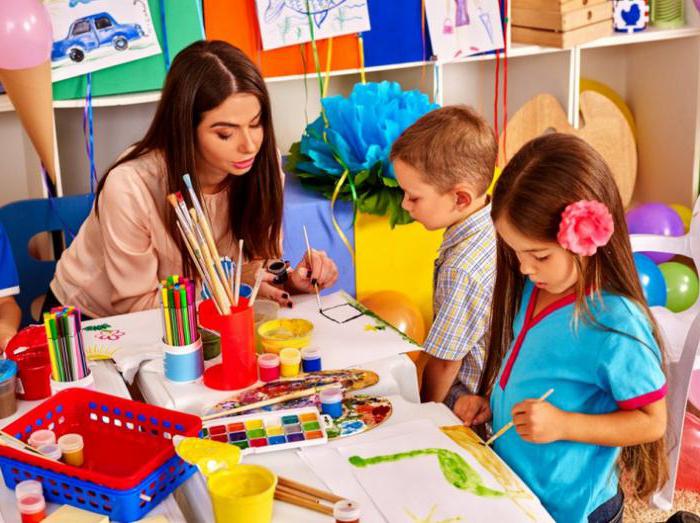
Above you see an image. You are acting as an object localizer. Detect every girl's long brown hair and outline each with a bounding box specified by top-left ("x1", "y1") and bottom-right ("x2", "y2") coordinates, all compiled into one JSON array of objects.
[
  {"x1": 95, "y1": 40, "x2": 283, "y2": 276},
  {"x1": 480, "y1": 133, "x2": 668, "y2": 499}
]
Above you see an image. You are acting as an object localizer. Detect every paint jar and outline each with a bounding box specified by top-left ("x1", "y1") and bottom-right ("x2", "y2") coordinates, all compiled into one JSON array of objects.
[
  {"x1": 301, "y1": 347, "x2": 322, "y2": 373},
  {"x1": 253, "y1": 300, "x2": 279, "y2": 353},
  {"x1": 199, "y1": 327, "x2": 221, "y2": 361},
  {"x1": 0, "y1": 359, "x2": 18, "y2": 419},
  {"x1": 279, "y1": 348, "x2": 301, "y2": 378},
  {"x1": 334, "y1": 499, "x2": 361, "y2": 523},
  {"x1": 58, "y1": 433, "x2": 84, "y2": 467},
  {"x1": 207, "y1": 464, "x2": 277, "y2": 523},
  {"x1": 320, "y1": 386, "x2": 344, "y2": 419},
  {"x1": 6, "y1": 326, "x2": 52, "y2": 401},
  {"x1": 199, "y1": 298, "x2": 257, "y2": 391},
  {"x1": 28, "y1": 429, "x2": 55, "y2": 449},
  {"x1": 15, "y1": 480, "x2": 46, "y2": 523},
  {"x1": 258, "y1": 353, "x2": 280, "y2": 382},
  {"x1": 37, "y1": 443, "x2": 62, "y2": 460},
  {"x1": 50, "y1": 369, "x2": 95, "y2": 395},
  {"x1": 163, "y1": 338, "x2": 204, "y2": 384}
]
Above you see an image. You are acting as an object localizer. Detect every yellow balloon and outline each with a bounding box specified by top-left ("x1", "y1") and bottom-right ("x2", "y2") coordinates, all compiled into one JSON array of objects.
[
  {"x1": 360, "y1": 290, "x2": 426, "y2": 344},
  {"x1": 671, "y1": 204, "x2": 692, "y2": 232},
  {"x1": 487, "y1": 166, "x2": 502, "y2": 196}
]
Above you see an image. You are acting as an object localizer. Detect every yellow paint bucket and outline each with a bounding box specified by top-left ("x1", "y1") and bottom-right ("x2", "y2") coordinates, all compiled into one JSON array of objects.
[
  {"x1": 207, "y1": 465, "x2": 277, "y2": 523},
  {"x1": 257, "y1": 318, "x2": 313, "y2": 354}
]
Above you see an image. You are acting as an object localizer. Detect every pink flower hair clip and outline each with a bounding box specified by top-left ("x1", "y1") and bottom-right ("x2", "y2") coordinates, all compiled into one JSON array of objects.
[{"x1": 557, "y1": 200, "x2": 614, "y2": 256}]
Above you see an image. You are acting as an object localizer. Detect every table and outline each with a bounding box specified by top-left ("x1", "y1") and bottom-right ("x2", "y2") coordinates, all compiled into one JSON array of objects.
[
  {"x1": 146, "y1": 394, "x2": 460, "y2": 523},
  {"x1": 0, "y1": 361, "x2": 187, "y2": 523}
]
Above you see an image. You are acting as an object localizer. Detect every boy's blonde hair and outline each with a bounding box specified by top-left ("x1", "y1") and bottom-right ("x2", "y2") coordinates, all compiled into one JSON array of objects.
[{"x1": 390, "y1": 105, "x2": 497, "y2": 196}]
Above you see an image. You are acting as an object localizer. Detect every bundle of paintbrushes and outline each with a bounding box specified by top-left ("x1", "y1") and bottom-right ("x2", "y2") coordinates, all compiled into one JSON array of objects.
[
  {"x1": 159, "y1": 276, "x2": 199, "y2": 346},
  {"x1": 167, "y1": 174, "x2": 264, "y2": 314},
  {"x1": 42, "y1": 307, "x2": 89, "y2": 382}
]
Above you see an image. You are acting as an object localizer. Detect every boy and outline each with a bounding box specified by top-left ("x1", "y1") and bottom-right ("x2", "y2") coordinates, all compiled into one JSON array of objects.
[
  {"x1": 390, "y1": 105, "x2": 497, "y2": 423},
  {"x1": 0, "y1": 221, "x2": 21, "y2": 351}
]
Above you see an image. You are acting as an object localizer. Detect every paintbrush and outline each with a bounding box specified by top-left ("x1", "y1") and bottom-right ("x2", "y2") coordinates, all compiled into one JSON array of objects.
[
  {"x1": 234, "y1": 239, "x2": 243, "y2": 306},
  {"x1": 0, "y1": 431, "x2": 50, "y2": 459},
  {"x1": 183, "y1": 174, "x2": 234, "y2": 304},
  {"x1": 302, "y1": 225, "x2": 322, "y2": 311},
  {"x1": 248, "y1": 268, "x2": 265, "y2": 307},
  {"x1": 200, "y1": 383, "x2": 341, "y2": 421},
  {"x1": 482, "y1": 388, "x2": 554, "y2": 446}
]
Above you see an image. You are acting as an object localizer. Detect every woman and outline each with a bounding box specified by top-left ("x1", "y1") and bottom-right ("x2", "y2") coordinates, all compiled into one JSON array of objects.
[{"x1": 45, "y1": 40, "x2": 338, "y2": 318}]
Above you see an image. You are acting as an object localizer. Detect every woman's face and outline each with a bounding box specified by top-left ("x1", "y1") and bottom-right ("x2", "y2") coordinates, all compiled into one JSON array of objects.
[{"x1": 196, "y1": 92, "x2": 264, "y2": 182}]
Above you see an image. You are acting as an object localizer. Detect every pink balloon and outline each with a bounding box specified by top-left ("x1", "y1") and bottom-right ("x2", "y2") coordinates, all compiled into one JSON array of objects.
[
  {"x1": 691, "y1": 369, "x2": 700, "y2": 409},
  {"x1": 0, "y1": 0, "x2": 53, "y2": 70}
]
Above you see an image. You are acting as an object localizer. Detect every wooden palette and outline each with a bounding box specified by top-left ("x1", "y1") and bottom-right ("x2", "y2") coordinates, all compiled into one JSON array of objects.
[
  {"x1": 498, "y1": 92, "x2": 637, "y2": 206},
  {"x1": 204, "y1": 369, "x2": 380, "y2": 416}
]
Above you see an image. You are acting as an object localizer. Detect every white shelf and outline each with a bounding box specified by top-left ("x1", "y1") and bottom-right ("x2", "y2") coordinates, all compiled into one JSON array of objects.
[{"x1": 0, "y1": 25, "x2": 697, "y2": 115}]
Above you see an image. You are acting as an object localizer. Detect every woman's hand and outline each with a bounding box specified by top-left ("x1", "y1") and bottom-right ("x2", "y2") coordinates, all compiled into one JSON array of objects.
[
  {"x1": 287, "y1": 249, "x2": 339, "y2": 295},
  {"x1": 454, "y1": 395, "x2": 492, "y2": 426},
  {"x1": 256, "y1": 270, "x2": 294, "y2": 308},
  {"x1": 512, "y1": 399, "x2": 568, "y2": 444}
]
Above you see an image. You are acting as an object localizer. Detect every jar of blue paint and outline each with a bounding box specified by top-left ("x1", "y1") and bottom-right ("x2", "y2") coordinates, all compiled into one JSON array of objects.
[
  {"x1": 301, "y1": 347, "x2": 322, "y2": 373},
  {"x1": 319, "y1": 386, "x2": 344, "y2": 419}
]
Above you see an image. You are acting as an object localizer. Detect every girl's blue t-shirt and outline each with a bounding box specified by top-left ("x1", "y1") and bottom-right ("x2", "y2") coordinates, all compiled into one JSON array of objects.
[{"x1": 490, "y1": 280, "x2": 666, "y2": 522}]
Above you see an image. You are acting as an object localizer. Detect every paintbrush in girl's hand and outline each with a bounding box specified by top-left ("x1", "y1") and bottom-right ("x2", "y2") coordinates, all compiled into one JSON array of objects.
[
  {"x1": 482, "y1": 388, "x2": 555, "y2": 446},
  {"x1": 303, "y1": 225, "x2": 322, "y2": 311}
]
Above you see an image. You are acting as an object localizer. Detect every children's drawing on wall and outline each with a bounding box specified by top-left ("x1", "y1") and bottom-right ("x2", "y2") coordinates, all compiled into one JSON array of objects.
[
  {"x1": 426, "y1": 0, "x2": 504, "y2": 60},
  {"x1": 338, "y1": 425, "x2": 555, "y2": 522},
  {"x1": 44, "y1": 0, "x2": 161, "y2": 82},
  {"x1": 256, "y1": 0, "x2": 371, "y2": 50}
]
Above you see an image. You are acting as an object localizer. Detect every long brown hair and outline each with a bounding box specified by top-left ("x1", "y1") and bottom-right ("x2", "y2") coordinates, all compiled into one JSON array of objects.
[
  {"x1": 95, "y1": 40, "x2": 283, "y2": 276},
  {"x1": 481, "y1": 133, "x2": 668, "y2": 499}
]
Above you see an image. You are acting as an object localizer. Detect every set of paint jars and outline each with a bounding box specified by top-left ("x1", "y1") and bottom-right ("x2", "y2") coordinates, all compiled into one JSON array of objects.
[{"x1": 257, "y1": 346, "x2": 323, "y2": 382}]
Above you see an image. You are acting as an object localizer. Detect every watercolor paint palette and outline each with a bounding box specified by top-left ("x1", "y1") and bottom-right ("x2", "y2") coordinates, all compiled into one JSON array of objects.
[{"x1": 201, "y1": 407, "x2": 328, "y2": 454}]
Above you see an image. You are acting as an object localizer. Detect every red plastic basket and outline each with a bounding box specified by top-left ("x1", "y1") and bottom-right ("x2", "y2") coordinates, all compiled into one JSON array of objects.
[{"x1": 0, "y1": 389, "x2": 201, "y2": 491}]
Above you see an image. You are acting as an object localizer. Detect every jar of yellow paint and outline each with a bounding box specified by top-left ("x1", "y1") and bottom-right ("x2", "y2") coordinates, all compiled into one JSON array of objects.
[
  {"x1": 279, "y1": 348, "x2": 301, "y2": 378},
  {"x1": 57, "y1": 433, "x2": 84, "y2": 467}
]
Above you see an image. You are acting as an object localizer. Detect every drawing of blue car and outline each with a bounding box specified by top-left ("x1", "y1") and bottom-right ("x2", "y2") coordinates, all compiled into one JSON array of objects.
[{"x1": 52, "y1": 12, "x2": 144, "y2": 63}]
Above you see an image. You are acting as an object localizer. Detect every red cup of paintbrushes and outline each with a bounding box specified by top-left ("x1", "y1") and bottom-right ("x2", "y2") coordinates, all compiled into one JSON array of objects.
[
  {"x1": 199, "y1": 297, "x2": 257, "y2": 390},
  {"x1": 5, "y1": 326, "x2": 52, "y2": 401}
]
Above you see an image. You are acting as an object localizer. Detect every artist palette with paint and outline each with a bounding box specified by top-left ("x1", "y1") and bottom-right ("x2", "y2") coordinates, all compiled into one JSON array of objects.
[{"x1": 202, "y1": 407, "x2": 328, "y2": 454}]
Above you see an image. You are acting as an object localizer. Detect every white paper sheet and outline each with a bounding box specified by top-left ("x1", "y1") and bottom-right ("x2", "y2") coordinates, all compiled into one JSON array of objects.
[
  {"x1": 255, "y1": 0, "x2": 371, "y2": 50},
  {"x1": 281, "y1": 292, "x2": 421, "y2": 370},
  {"x1": 425, "y1": 0, "x2": 504, "y2": 60},
  {"x1": 336, "y1": 425, "x2": 554, "y2": 522},
  {"x1": 47, "y1": 0, "x2": 161, "y2": 82}
]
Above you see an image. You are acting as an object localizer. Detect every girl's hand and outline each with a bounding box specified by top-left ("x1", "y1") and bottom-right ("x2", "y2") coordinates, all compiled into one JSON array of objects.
[
  {"x1": 454, "y1": 395, "x2": 492, "y2": 426},
  {"x1": 512, "y1": 399, "x2": 567, "y2": 443},
  {"x1": 288, "y1": 249, "x2": 339, "y2": 294}
]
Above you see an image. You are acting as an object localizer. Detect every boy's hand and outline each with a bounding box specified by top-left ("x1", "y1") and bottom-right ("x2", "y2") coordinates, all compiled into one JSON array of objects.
[
  {"x1": 512, "y1": 399, "x2": 567, "y2": 443},
  {"x1": 454, "y1": 395, "x2": 491, "y2": 426}
]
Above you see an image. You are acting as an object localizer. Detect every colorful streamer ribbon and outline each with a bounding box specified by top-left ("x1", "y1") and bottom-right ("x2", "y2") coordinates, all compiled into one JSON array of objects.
[
  {"x1": 158, "y1": 0, "x2": 171, "y2": 70},
  {"x1": 82, "y1": 73, "x2": 97, "y2": 194}
]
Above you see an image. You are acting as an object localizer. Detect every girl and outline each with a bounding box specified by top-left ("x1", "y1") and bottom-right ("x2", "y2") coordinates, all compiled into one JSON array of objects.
[
  {"x1": 458, "y1": 133, "x2": 668, "y2": 522},
  {"x1": 45, "y1": 40, "x2": 338, "y2": 318}
]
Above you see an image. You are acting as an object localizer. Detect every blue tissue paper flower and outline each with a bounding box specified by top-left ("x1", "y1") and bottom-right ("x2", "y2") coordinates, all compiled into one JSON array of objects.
[{"x1": 287, "y1": 81, "x2": 439, "y2": 226}]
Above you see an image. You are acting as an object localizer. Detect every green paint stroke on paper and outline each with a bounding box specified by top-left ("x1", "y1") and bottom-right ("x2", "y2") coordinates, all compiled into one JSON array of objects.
[{"x1": 349, "y1": 449, "x2": 505, "y2": 498}]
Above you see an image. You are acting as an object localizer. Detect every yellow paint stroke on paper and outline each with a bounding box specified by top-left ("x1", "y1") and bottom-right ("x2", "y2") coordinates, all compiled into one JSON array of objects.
[
  {"x1": 406, "y1": 504, "x2": 463, "y2": 523},
  {"x1": 441, "y1": 425, "x2": 538, "y2": 522}
]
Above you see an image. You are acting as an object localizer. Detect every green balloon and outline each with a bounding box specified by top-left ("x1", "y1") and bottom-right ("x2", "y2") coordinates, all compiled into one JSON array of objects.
[{"x1": 659, "y1": 262, "x2": 699, "y2": 312}]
